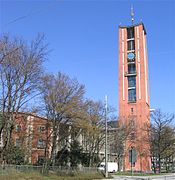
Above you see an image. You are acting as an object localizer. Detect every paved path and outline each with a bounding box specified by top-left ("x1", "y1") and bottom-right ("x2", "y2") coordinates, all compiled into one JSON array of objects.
[{"x1": 112, "y1": 173, "x2": 175, "y2": 180}]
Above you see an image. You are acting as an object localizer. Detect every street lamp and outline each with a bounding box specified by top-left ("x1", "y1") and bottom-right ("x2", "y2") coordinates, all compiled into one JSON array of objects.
[{"x1": 105, "y1": 95, "x2": 108, "y2": 178}]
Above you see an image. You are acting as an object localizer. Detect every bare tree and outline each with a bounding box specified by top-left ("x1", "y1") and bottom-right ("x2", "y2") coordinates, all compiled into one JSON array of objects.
[
  {"x1": 150, "y1": 109, "x2": 175, "y2": 173},
  {"x1": 0, "y1": 34, "x2": 47, "y2": 161},
  {"x1": 112, "y1": 117, "x2": 133, "y2": 172},
  {"x1": 0, "y1": 35, "x2": 21, "y2": 64},
  {"x1": 78, "y1": 100, "x2": 105, "y2": 167},
  {"x1": 40, "y1": 72, "x2": 86, "y2": 168}
]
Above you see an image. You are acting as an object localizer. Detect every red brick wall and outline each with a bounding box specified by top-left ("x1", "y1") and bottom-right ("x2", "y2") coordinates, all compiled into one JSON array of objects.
[
  {"x1": 12, "y1": 113, "x2": 52, "y2": 164},
  {"x1": 118, "y1": 24, "x2": 151, "y2": 172}
]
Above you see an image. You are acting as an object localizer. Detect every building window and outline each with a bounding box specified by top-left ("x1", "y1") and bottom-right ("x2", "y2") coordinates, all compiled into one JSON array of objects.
[
  {"x1": 128, "y1": 89, "x2": 136, "y2": 102},
  {"x1": 127, "y1": 27, "x2": 135, "y2": 39},
  {"x1": 128, "y1": 76, "x2": 136, "y2": 87},
  {"x1": 37, "y1": 139, "x2": 45, "y2": 149},
  {"x1": 38, "y1": 126, "x2": 45, "y2": 133},
  {"x1": 16, "y1": 138, "x2": 22, "y2": 147},
  {"x1": 127, "y1": 40, "x2": 135, "y2": 51},
  {"x1": 128, "y1": 64, "x2": 136, "y2": 74},
  {"x1": 38, "y1": 156, "x2": 45, "y2": 165},
  {"x1": 16, "y1": 125, "x2": 22, "y2": 132}
]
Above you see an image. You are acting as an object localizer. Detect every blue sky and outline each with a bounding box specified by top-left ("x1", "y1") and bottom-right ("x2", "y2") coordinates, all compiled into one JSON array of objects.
[{"x1": 0, "y1": 0, "x2": 175, "y2": 114}]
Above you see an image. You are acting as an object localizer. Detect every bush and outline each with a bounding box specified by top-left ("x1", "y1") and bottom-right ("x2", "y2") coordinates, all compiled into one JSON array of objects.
[{"x1": 4, "y1": 143, "x2": 25, "y2": 165}]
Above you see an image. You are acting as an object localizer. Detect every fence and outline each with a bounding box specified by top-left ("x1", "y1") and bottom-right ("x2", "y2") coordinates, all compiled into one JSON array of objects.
[{"x1": 0, "y1": 164, "x2": 98, "y2": 175}]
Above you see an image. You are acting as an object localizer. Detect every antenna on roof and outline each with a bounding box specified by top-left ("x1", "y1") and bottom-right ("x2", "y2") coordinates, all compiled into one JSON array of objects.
[{"x1": 131, "y1": 5, "x2": 134, "y2": 25}]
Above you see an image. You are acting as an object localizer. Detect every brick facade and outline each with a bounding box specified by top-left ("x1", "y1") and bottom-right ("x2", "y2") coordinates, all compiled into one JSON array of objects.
[
  {"x1": 118, "y1": 23, "x2": 151, "y2": 172},
  {"x1": 12, "y1": 113, "x2": 52, "y2": 164}
]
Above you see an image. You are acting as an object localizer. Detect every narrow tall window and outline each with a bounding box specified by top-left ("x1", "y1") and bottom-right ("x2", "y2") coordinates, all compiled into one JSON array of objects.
[
  {"x1": 128, "y1": 89, "x2": 136, "y2": 102},
  {"x1": 128, "y1": 64, "x2": 136, "y2": 74},
  {"x1": 127, "y1": 27, "x2": 135, "y2": 39},
  {"x1": 38, "y1": 126, "x2": 45, "y2": 133},
  {"x1": 128, "y1": 76, "x2": 136, "y2": 87},
  {"x1": 127, "y1": 40, "x2": 135, "y2": 51},
  {"x1": 37, "y1": 139, "x2": 45, "y2": 149},
  {"x1": 38, "y1": 156, "x2": 45, "y2": 165}
]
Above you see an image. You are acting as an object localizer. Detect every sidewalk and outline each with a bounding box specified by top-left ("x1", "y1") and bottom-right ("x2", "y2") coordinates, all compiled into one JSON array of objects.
[{"x1": 112, "y1": 173, "x2": 175, "y2": 180}]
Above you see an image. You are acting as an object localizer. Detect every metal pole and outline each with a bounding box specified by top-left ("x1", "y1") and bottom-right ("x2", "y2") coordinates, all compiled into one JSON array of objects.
[
  {"x1": 131, "y1": 147, "x2": 133, "y2": 175},
  {"x1": 131, "y1": 147, "x2": 132, "y2": 175},
  {"x1": 105, "y1": 95, "x2": 108, "y2": 178}
]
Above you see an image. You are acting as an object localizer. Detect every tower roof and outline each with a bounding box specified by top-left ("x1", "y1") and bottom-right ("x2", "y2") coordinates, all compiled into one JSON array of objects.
[{"x1": 119, "y1": 22, "x2": 147, "y2": 35}]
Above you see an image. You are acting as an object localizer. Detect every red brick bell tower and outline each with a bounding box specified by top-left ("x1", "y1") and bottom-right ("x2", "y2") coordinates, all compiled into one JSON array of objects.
[{"x1": 118, "y1": 18, "x2": 151, "y2": 171}]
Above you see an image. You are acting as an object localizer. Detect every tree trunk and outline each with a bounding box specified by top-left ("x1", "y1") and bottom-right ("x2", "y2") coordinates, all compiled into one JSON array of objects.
[{"x1": 158, "y1": 155, "x2": 161, "y2": 173}]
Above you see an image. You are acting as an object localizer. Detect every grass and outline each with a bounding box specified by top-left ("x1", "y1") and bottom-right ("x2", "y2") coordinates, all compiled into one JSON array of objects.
[{"x1": 0, "y1": 170, "x2": 104, "y2": 180}]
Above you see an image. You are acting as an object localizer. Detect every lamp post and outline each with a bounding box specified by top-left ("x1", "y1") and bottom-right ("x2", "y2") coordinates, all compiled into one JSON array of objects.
[
  {"x1": 130, "y1": 146, "x2": 133, "y2": 175},
  {"x1": 105, "y1": 95, "x2": 108, "y2": 178}
]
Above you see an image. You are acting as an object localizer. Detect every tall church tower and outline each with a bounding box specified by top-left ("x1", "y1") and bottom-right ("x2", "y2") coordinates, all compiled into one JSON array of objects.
[{"x1": 118, "y1": 11, "x2": 151, "y2": 171}]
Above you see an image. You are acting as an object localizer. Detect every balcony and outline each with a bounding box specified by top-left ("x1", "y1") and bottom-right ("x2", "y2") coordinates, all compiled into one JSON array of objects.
[{"x1": 125, "y1": 71, "x2": 137, "y2": 77}]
